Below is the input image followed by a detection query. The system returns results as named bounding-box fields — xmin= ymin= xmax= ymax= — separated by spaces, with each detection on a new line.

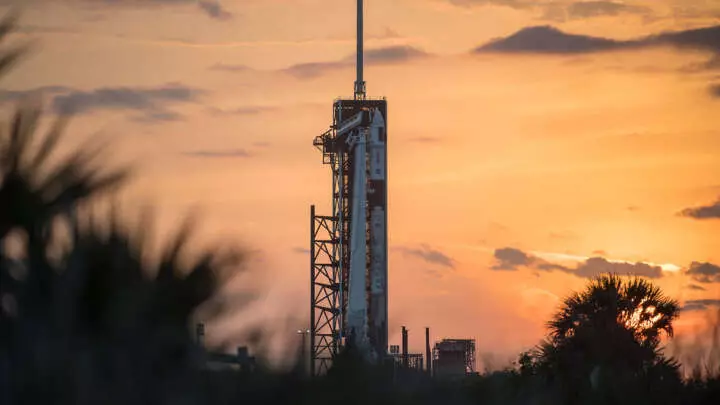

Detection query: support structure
xmin=310 ymin=205 xmax=342 ymax=375
xmin=309 ymin=0 xmax=389 ymax=375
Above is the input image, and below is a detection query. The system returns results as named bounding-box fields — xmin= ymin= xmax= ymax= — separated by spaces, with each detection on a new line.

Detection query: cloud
xmin=8 ymin=0 xmax=234 ymax=20
xmin=197 ymin=0 xmax=233 ymax=20
xmin=474 ymin=24 xmax=720 ymax=54
xmin=53 ymin=83 xmax=204 ymax=122
xmin=680 ymin=198 xmax=720 ymax=219
xmin=0 ymin=86 xmax=72 ymax=103
xmin=686 ymin=262 xmax=720 ymax=283
xmin=132 ymin=110 xmax=184 ymax=123
xmin=686 ymin=284 xmax=707 ymax=291
xmin=396 ymin=244 xmax=456 ymax=269
xmin=282 ymin=61 xmax=350 ymax=79
xmin=182 ymin=149 xmax=253 ymax=158
xmin=565 ymin=1 xmax=650 ymax=19
xmin=491 ymin=247 xmax=664 ymax=278
xmin=710 ymin=84 xmax=720 ymax=97
xmin=681 ymin=299 xmax=720 ymax=312
xmin=282 ymin=45 xmax=429 ymax=79
xmin=492 ymin=247 xmax=535 ymax=270
xmin=476 ymin=26 xmax=625 ymax=54
xmin=574 ymin=257 xmax=663 ymax=279
xmin=0 ymin=83 xmax=204 ymax=122
xmin=364 ymin=45 xmax=430 ymax=64
xmin=443 ymin=0 xmax=651 ymax=21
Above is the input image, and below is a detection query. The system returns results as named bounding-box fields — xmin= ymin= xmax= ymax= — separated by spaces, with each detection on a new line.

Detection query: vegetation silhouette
xmin=0 ymin=9 xmax=719 ymax=405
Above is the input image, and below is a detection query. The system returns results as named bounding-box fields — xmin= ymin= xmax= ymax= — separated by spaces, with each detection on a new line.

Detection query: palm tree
xmin=531 ymin=274 xmax=681 ymax=404
xmin=0 ymin=11 xmax=250 ymax=405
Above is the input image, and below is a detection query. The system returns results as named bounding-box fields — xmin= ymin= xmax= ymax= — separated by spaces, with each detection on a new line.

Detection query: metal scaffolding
xmin=310 ymin=203 xmax=342 ymax=376
xmin=308 ymin=0 xmax=388 ymax=375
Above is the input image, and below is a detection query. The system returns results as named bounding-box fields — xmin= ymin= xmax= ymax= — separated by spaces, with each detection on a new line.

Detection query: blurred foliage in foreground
xmin=0 ymin=10 xmax=719 ymax=405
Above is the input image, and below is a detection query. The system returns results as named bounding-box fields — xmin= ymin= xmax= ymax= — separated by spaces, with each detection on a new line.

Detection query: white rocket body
xmin=346 ymin=127 xmax=371 ymax=357
xmin=344 ymin=108 xmax=387 ymax=362
xmin=367 ymin=109 xmax=387 ymax=357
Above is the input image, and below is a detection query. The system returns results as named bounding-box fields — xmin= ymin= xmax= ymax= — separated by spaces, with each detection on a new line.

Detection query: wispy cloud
xmin=492 ymin=247 xmax=535 ymax=271
xmin=542 ymin=1 xmax=651 ymax=22
xmin=197 ymin=0 xmax=233 ymax=20
xmin=686 ymin=262 xmax=720 ymax=284
xmin=490 ymin=247 xmax=675 ymax=279
xmin=0 ymin=83 xmax=204 ymax=122
xmin=12 ymin=0 xmax=235 ymax=20
xmin=395 ymin=244 xmax=456 ymax=269
xmin=679 ymin=198 xmax=720 ymax=219
xmin=681 ymin=299 xmax=720 ymax=312
xmin=710 ymin=84 xmax=720 ymax=98
xmin=474 ymin=24 xmax=720 ymax=54
xmin=443 ymin=0 xmax=653 ymax=21
xmin=281 ymin=45 xmax=430 ymax=79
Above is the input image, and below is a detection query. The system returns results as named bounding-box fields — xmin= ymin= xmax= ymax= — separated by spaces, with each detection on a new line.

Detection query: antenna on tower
xmin=354 ymin=0 xmax=366 ymax=100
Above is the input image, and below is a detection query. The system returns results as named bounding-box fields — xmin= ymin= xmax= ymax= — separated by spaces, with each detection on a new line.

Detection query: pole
xmin=402 ymin=326 xmax=408 ymax=368
xmin=425 ymin=327 xmax=432 ymax=377
xmin=354 ymin=0 xmax=365 ymax=99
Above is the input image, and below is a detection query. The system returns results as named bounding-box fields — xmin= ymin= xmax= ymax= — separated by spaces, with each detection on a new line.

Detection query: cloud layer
xmin=282 ymin=45 xmax=430 ymax=79
xmin=686 ymin=262 xmax=720 ymax=284
xmin=680 ymin=199 xmax=720 ymax=220
xmin=474 ymin=24 xmax=720 ymax=54
xmin=396 ymin=244 xmax=456 ymax=269
xmin=681 ymin=299 xmax=720 ymax=312
xmin=4 ymin=0 xmax=234 ymax=20
xmin=444 ymin=0 xmax=653 ymax=22
xmin=0 ymin=83 xmax=205 ymax=122
xmin=491 ymin=247 xmax=664 ymax=279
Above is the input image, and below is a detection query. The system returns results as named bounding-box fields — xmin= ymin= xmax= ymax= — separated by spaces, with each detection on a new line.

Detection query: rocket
xmin=344 ymin=107 xmax=387 ymax=362
xmin=346 ymin=125 xmax=371 ymax=358
xmin=367 ymin=108 xmax=387 ymax=358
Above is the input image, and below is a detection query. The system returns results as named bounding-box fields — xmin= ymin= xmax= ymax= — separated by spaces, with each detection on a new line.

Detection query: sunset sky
xmin=1 ymin=0 xmax=720 ymax=366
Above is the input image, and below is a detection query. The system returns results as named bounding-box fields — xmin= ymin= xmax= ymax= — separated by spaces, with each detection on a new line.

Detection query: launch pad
xmin=309 ymin=0 xmax=389 ymax=375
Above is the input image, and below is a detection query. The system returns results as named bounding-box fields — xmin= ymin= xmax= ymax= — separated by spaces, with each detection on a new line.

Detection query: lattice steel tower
xmin=309 ymin=0 xmax=388 ymax=376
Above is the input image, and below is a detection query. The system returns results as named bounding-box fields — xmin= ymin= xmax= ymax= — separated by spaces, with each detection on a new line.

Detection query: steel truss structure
xmin=310 ymin=100 xmax=388 ymax=375
xmin=309 ymin=204 xmax=341 ymax=376
xmin=309 ymin=0 xmax=388 ymax=375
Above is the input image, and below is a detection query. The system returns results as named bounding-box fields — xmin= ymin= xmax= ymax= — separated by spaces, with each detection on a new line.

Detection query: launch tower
xmin=309 ymin=0 xmax=388 ymax=376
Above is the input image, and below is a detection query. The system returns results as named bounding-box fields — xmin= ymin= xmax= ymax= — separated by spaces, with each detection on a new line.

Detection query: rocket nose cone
xmin=372 ymin=108 xmax=385 ymax=127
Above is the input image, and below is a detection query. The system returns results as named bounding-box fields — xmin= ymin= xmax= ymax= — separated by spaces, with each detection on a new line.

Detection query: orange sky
xmin=1 ymin=0 xmax=720 ymax=368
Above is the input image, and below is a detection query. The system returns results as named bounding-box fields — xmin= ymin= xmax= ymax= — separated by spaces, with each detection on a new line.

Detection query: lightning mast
xmin=310 ymin=0 xmax=388 ymax=375
xmin=354 ymin=0 xmax=366 ymax=100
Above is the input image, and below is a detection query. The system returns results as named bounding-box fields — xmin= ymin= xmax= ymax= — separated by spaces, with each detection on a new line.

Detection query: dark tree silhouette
xmin=0 ymin=11 xmax=249 ymax=405
xmin=528 ymin=274 xmax=681 ymax=404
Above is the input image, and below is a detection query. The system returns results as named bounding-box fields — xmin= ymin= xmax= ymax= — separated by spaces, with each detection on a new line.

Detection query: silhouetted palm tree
xmin=0 ymin=11 xmax=249 ymax=405
xmin=530 ymin=274 xmax=681 ymax=404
